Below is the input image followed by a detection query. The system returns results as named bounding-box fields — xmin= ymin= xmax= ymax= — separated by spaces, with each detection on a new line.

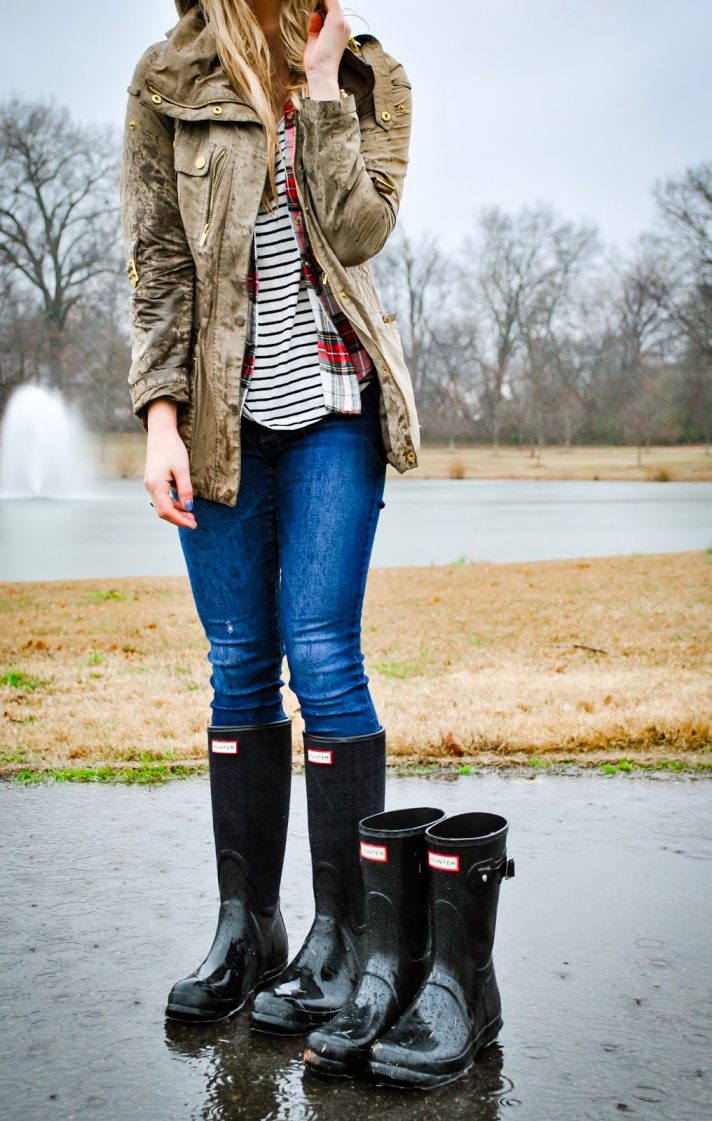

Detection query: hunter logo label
xmin=428 ymin=850 xmax=460 ymax=873
xmin=307 ymin=748 xmax=333 ymax=765
xmin=360 ymin=842 xmax=388 ymax=863
xmin=211 ymin=739 xmax=239 ymax=755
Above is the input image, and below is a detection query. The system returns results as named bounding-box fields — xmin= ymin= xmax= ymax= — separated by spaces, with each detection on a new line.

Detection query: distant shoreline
xmin=84 ymin=436 xmax=712 ymax=482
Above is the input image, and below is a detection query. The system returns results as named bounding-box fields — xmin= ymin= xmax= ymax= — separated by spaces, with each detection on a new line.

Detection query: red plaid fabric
xmin=240 ymin=96 xmax=374 ymax=414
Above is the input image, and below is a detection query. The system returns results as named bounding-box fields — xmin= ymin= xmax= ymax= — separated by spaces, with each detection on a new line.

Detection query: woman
xmin=120 ymin=0 xmax=419 ymax=1032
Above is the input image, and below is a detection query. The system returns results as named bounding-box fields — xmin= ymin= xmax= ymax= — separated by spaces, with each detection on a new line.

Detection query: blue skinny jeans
xmin=177 ymin=378 xmax=387 ymax=738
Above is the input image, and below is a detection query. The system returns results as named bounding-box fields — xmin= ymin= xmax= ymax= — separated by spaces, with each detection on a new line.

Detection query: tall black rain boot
xmin=303 ymin=805 xmax=446 ymax=1077
xmin=369 ymin=811 xmax=515 ymax=1089
xmin=250 ymin=726 xmax=386 ymax=1035
xmin=165 ymin=718 xmax=293 ymax=1023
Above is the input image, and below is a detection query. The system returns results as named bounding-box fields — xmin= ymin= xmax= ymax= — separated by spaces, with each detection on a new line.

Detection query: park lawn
xmin=408 ymin=442 xmax=712 ymax=481
xmin=1 ymin=550 xmax=710 ymax=780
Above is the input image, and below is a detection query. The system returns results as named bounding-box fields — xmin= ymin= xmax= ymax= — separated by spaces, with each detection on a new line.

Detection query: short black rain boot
xmin=369 ymin=811 xmax=515 ymax=1089
xmin=303 ymin=805 xmax=446 ymax=1077
xmin=250 ymin=726 xmax=386 ymax=1035
xmin=165 ymin=718 xmax=293 ymax=1023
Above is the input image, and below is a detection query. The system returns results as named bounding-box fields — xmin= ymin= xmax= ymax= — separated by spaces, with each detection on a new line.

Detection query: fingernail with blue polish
xmin=185 ymin=499 xmax=194 ymax=512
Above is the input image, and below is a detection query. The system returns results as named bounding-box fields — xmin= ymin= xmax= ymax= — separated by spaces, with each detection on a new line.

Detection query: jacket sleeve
xmin=119 ymin=51 xmax=195 ymax=427
xmin=298 ymin=47 xmax=412 ymax=268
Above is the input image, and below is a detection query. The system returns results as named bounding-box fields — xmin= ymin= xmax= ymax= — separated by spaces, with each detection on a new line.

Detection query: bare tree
xmin=459 ymin=208 xmax=524 ymax=449
xmin=653 ymin=162 xmax=712 ymax=449
xmin=516 ymin=210 xmax=598 ymax=456
xmin=0 ymin=267 xmax=45 ymax=416
xmin=460 ymin=205 xmax=598 ymax=452
xmin=614 ymin=243 xmax=677 ymax=462
xmin=372 ymin=227 xmax=453 ymax=400
xmin=0 ymin=99 xmax=121 ymax=391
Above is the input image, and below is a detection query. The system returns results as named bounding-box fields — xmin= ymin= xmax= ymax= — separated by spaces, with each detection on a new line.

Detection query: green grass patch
xmin=598 ymin=757 xmax=706 ymax=775
xmin=83 ymin=590 xmax=126 ymax=603
xmin=373 ymin=652 xmax=433 ymax=679
xmin=119 ymin=748 xmax=178 ymax=763
xmin=13 ymin=762 xmax=206 ymax=786
xmin=0 ymin=749 xmax=29 ymax=764
xmin=0 ymin=669 xmax=49 ymax=692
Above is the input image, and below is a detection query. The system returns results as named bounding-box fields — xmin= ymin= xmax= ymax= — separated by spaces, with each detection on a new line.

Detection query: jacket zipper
xmin=145 ymin=81 xmax=241 ymax=110
xmin=291 ymin=111 xmax=411 ymax=418
xmin=199 ymin=148 xmax=228 ymax=247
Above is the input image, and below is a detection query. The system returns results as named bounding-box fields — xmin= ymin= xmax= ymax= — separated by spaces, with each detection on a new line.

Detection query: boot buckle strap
xmin=473 ymin=854 xmax=514 ymax=883
xmin=483 ymin=855 xmax=515 ymax=882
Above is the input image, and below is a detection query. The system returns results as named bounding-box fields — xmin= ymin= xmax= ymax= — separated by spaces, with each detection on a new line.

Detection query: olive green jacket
xmin=120 ymin=0 xmax=420 ymax=504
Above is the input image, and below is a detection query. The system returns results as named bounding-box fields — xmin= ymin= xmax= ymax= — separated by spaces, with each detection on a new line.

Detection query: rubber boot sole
xmin=249 ymin=1003 xmax=340 ymax=1036
xmin=303 ymin=1041 xmax=371 ymax=1078
xmin=370 ymin=1014 xmax=503 ymax=1090
xmin=164 ymin=960 xmax=287 ymax=1025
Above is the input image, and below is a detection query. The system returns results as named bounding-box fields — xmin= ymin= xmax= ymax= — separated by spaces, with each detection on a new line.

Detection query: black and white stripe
xmin=241 ymin=116 xmax=328 ymax=430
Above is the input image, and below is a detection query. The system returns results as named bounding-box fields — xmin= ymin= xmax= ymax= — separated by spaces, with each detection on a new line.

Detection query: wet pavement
xmin=1 ymin=772 xmax=710 ymax=1121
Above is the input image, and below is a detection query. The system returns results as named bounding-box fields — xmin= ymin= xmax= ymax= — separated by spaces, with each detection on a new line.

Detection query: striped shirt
xmin=240 ymin=96 xmax=374 ymax=430
xmin=242 ymin=113 xmax=327 ymax=429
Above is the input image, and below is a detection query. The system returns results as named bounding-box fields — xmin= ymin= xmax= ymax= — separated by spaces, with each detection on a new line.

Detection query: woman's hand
xmin=304 ymin=0 xmax=351 ymax=95
xmin=144 ymin=398 xmax=197 ymax=530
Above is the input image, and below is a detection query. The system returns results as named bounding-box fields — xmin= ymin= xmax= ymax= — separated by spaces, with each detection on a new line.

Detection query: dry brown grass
xmin=403 ymin=443 xmax=712 ymax=481
xmin=88 ymin=435 xmax=712 ymax=482
xmin=1 ymin=551 xmax=710 ymax=776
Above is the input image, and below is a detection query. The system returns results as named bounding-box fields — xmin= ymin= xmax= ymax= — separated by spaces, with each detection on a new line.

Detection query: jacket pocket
xmin=174 ymin=140 xmax=228 ymax=247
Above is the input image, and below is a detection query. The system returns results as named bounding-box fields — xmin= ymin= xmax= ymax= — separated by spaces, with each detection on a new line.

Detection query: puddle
xmin=0 ymin=773 xmax=710 ymax=1121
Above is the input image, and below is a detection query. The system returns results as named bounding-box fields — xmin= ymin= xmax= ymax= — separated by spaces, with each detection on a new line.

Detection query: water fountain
xmin=0 ymin=384 xmax=91 ymax=498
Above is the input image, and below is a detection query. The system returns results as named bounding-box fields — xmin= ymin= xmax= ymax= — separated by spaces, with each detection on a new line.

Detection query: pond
xmin=0 ymin=479 xmax=710 ymax=581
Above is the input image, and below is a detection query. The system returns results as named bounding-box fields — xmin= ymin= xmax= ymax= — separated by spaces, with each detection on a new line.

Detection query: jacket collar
xmin=147 ymin=3 xmax=374 ymax=111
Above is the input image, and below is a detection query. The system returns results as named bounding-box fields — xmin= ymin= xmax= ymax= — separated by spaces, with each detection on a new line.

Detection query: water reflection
xmin=165 ymin=1017 xmax=509 ymax=1121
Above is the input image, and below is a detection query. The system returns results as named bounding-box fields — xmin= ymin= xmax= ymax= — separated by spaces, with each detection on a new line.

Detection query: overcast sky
xmin=4 ymin=0 xmax=710 ymax=255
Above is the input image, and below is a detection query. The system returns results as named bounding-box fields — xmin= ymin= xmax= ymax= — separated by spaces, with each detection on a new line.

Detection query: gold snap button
xmin=212 ymin=105 xmax=223 ymax=116
xmin=195 ymin=156 xmax=207 ymax=170
xmin=381 ymin=364 xmax=390 ymax=375
xmin=396 ymin=102 xmax=406 ymax=113
xmin=380 ymin=110 xmax=391 ymax=122
xmin=129 ymin=120 xmax=136 ymax=130
xmin=151 ymin=93 xmax=162 ymax=105
xmin=406 ymin=450 xmax=416 ymax=464
xmin=339 ymin=289 xmax=348 ymax=300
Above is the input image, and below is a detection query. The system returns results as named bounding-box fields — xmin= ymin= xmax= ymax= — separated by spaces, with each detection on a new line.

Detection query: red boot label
xmin=360 ymin=842 xmax=388 ymax=863
xmin=211 ymin=739 xmax=239 ymax=755
xmin=307 ymin=748 xmax=333 ymax=765
xmin=428 ymin=850 xmax=460 ymax=872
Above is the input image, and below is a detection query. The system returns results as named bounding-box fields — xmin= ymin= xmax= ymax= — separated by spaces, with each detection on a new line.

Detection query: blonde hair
xmin=200 ymin=0 xmax=314 ymax=211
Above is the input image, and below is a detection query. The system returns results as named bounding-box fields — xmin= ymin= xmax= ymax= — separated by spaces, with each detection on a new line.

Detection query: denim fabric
xmin=177 ymin=379 xmax=387 ymax=737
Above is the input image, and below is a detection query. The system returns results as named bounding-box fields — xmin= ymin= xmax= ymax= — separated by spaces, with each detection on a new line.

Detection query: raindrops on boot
xmin=303 ymin=806 xmax=445 ymax=1077
xmin=369 ymin=811 xmax=515 ymax=1090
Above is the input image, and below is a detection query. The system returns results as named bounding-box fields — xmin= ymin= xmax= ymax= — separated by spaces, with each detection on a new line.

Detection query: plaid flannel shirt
xmin=239 ymin=96 xmax=375 ymax=414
